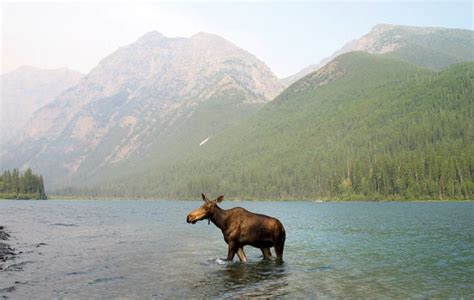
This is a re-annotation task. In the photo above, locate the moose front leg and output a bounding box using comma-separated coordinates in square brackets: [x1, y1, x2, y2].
[236, 247, 248, 262]
[226, 242, 238, 261]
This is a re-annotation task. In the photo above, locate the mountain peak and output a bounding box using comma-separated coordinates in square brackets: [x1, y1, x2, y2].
[4, 65, 83, 77]
[190, 31, 227, 43]
[191, 31, 215, 38]
[136, 30, 165, 43]
[8, 65, 43, 74]
[16, 65, 39, 71]
[369, 23, 397, 33]
[368, 23, 447, 35]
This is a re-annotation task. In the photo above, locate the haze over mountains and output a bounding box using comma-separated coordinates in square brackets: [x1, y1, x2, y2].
[0, 66, 83, 141]
[1, 24, 473, 199]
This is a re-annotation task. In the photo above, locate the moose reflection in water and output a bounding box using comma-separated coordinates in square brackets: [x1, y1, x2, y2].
[186, 194, 286, 262]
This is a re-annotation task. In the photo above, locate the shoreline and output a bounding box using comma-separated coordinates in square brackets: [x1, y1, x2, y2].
[4, 196, 472, 202]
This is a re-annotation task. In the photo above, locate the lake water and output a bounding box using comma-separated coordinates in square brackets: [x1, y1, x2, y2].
[0, 200, 473, 298]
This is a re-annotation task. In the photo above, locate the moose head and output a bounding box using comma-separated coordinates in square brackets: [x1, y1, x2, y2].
[186, 193, 224, 224]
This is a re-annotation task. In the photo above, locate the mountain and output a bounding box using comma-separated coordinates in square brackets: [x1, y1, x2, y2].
[100, 52, 472, 200]
[0, 66, 82, 141]
[283, 24, 474, 85]
[0, 31, 285, 188]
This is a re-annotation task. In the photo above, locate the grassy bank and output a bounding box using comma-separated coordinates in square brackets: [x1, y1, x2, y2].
[0, 193, 48, 200]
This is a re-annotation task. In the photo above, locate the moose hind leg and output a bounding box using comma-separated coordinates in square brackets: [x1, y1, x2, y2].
[274, 240, 285, 260]
[274, 228, 286, 261]
[261, 248, 272, 259]
[236, 248, 248, 262]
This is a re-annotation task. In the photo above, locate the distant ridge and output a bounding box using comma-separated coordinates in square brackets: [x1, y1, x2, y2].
[0, 66, 83, 141]
[282, 24, 474, 85]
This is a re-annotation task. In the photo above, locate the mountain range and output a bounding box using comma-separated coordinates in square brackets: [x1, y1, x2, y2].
[1, 24, 472, 199]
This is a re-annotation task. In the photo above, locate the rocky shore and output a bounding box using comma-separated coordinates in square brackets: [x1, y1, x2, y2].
[0, 226, 16, 270]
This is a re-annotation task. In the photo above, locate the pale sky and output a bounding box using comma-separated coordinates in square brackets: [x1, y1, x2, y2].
[1, 1, 473, 78]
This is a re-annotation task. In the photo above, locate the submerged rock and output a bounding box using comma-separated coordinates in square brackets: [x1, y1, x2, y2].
[0, 226, 16, 268]
[0, 286, 15, 293]
[0, 227, 10, 241]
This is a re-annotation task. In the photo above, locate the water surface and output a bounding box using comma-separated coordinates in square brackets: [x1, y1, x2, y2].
[0, 200, 473, 298]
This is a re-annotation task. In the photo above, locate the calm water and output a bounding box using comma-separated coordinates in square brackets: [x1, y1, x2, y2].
[0, 200, 473, 298]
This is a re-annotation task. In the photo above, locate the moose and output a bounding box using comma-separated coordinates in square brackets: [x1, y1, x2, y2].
[186, 194, 286, 262]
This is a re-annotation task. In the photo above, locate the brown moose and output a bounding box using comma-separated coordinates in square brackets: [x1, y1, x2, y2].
[186, 194, 286, 262]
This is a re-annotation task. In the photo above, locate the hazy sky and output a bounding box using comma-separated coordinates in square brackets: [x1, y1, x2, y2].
[1, 1, 473, 77]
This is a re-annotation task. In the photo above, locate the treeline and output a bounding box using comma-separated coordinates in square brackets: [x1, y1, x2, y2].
[0, 168, 47, 200]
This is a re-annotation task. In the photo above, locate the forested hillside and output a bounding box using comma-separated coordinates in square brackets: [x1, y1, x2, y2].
[79, 52, 473, 200]
[0, 168, 47, 200]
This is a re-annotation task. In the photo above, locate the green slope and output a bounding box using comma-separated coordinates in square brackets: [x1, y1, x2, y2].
[79, 52, 473, 200]
[383, 26, 474, 70]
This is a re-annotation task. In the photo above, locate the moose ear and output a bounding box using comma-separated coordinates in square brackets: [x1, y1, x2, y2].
[215, 195, 224, 203]
[201, 193, 208, 202]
